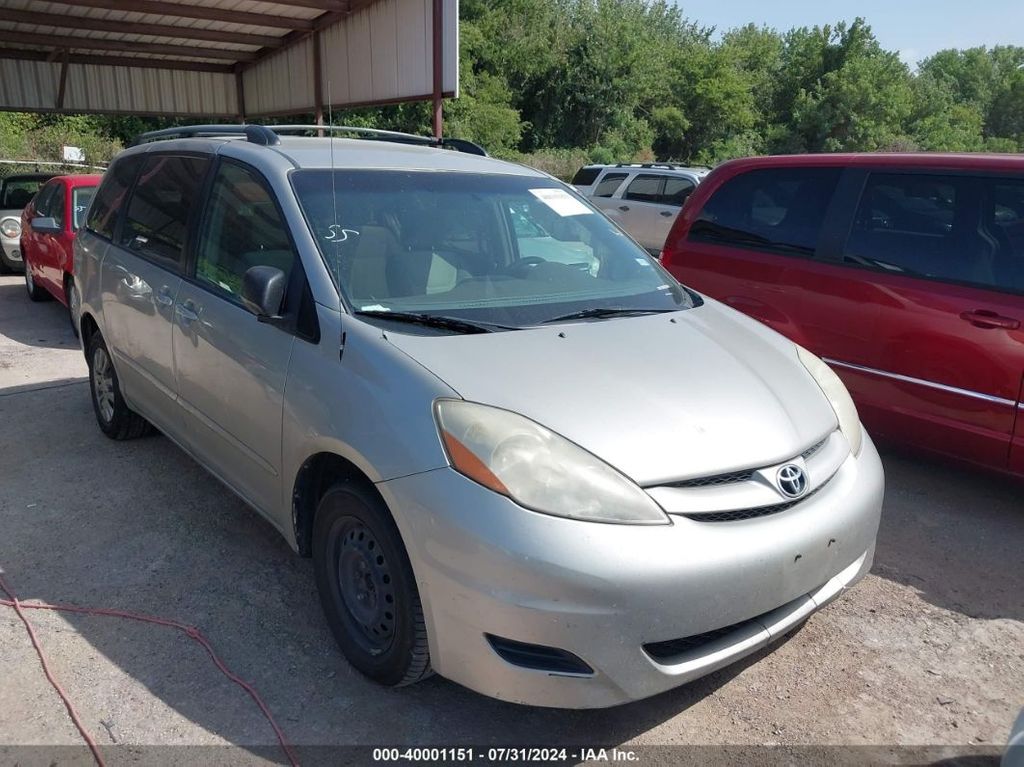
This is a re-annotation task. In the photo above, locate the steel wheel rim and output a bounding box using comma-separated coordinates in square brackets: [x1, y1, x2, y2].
[336, 520, 396, 652]
[92, 347, 115, 424]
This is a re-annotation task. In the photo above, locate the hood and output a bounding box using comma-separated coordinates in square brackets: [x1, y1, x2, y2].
[383, 299, 838, 486]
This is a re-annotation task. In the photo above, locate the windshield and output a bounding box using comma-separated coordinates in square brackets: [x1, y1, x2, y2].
[291, 170, 693, 327]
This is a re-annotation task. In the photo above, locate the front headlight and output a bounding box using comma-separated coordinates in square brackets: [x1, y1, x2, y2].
[796, 346, 863, 456]
[0, 218, 20, 240]
[434, 400, 669, 524]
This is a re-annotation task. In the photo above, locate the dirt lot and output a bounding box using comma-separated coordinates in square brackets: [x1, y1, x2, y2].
[0, 273, 1021, 765]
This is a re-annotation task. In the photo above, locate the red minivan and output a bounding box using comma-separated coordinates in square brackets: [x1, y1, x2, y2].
[21, 174, 102, 334]
[662, 154, 1024, 479]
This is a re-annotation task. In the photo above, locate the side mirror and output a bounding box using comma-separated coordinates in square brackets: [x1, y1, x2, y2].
[31, 216, 62, 235]
[241, 265, 287, 318]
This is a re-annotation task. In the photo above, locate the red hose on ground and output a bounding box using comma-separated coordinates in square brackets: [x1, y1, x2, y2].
[0, 573, 299, 767]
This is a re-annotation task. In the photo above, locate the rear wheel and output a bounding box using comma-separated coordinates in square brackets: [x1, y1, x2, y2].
[313, 482, 431, 687]
[24, 262, 48, 301]
[64, 275, 80, 338]
[87, 332, 151, 440]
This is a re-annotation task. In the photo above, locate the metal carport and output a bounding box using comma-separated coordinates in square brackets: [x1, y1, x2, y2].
[0, 0, 458, 136]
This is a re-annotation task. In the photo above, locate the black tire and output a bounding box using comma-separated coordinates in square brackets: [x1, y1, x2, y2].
[87, 332, 152, 440]
[65, 276, 80, 338]
[24, 262, 49, 301]
[313, 482, 431, 687]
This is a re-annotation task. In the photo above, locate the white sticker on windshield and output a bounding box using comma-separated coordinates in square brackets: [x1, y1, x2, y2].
[529, 188, 593, 217]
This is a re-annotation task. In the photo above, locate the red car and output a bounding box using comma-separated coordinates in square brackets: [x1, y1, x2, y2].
[21, 174, 102, 334]
[662, 153, 1024, 479]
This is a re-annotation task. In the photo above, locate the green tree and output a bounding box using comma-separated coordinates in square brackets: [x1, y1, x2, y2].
[776, 20, 913, 152]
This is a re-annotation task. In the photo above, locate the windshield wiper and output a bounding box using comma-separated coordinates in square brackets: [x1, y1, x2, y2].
[540, 307, 676, 324]
[355, 310, 520, 334]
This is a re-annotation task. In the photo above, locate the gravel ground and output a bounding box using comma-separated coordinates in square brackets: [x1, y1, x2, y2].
[0, 274, 1021, 765]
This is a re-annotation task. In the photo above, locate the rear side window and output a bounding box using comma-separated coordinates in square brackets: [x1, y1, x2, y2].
[195, 161, 295, 301]
[87, 156, 143, 240]
[689, 167, 841, 256]
[592, 172, 628, 197]
[571, 167, 602, 187]
[661, 177, 695, 207]
[120, 155, 210, 270]
[846, 173, 1024, 293]
[623, 174, 663, 203]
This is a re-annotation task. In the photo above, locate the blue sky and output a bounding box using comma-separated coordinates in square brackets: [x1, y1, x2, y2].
[675, 0, 1024, 68]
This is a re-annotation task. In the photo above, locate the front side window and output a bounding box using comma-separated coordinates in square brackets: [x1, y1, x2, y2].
[120, 155, 210, 269]
[87, 156, 143, 241]
[72, 187, 97, 230]
[689, 167, 841, 256]
[195, 162, 295, 300]
[291, 170, 692, 328]
[592, 172, 628, 198]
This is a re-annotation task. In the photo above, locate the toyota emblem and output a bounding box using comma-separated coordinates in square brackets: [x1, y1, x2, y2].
[776, 464, 808, 498]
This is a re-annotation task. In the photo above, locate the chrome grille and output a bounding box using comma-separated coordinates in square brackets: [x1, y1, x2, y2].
[677, 481, 828, 522]
[801, 436, 829, 460]
[662, 433, 831, 491]
[665, 468, 755, 488]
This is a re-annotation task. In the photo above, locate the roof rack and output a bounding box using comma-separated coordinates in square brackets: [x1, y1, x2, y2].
[129, 124, 280, 147]
[266, 125, 488, 156]
[613, 162, 708, 171]
[128, 123, 487, 156]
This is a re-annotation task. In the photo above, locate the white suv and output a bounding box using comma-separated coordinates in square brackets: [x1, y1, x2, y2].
[573, 164, 709, 256]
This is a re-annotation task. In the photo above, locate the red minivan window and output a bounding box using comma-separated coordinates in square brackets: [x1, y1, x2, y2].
[687, 167, 840, 257]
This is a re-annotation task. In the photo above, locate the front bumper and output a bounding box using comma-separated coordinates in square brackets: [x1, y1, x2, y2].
[377, 433, 884, 708]
[1, 233, 23, 267]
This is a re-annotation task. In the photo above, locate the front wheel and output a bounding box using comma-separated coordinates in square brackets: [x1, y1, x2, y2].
[313, 482, 431, 687]
[87, 333, 152, 440]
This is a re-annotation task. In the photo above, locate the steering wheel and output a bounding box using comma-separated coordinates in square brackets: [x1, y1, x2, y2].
[505, 256, 547, 277]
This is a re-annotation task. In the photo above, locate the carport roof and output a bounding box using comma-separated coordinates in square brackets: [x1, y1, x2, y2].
[0, 0, 361, 72]
[0, 0, 458, 124]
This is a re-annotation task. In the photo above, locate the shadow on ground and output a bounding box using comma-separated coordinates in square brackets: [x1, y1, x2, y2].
[872, 443, 1024, 623]
[0, 281, 75, 350]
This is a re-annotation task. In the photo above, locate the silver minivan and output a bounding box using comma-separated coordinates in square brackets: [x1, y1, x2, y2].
[76, 125, 883, 708]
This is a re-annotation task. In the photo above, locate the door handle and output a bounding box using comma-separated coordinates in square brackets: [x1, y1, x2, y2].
[155, 286, 174, 306]
[959, 309, 1020, 330]
[175, 301, 199, 323]
[618, 205, 630, 212]
[660, 211, 674, 217]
